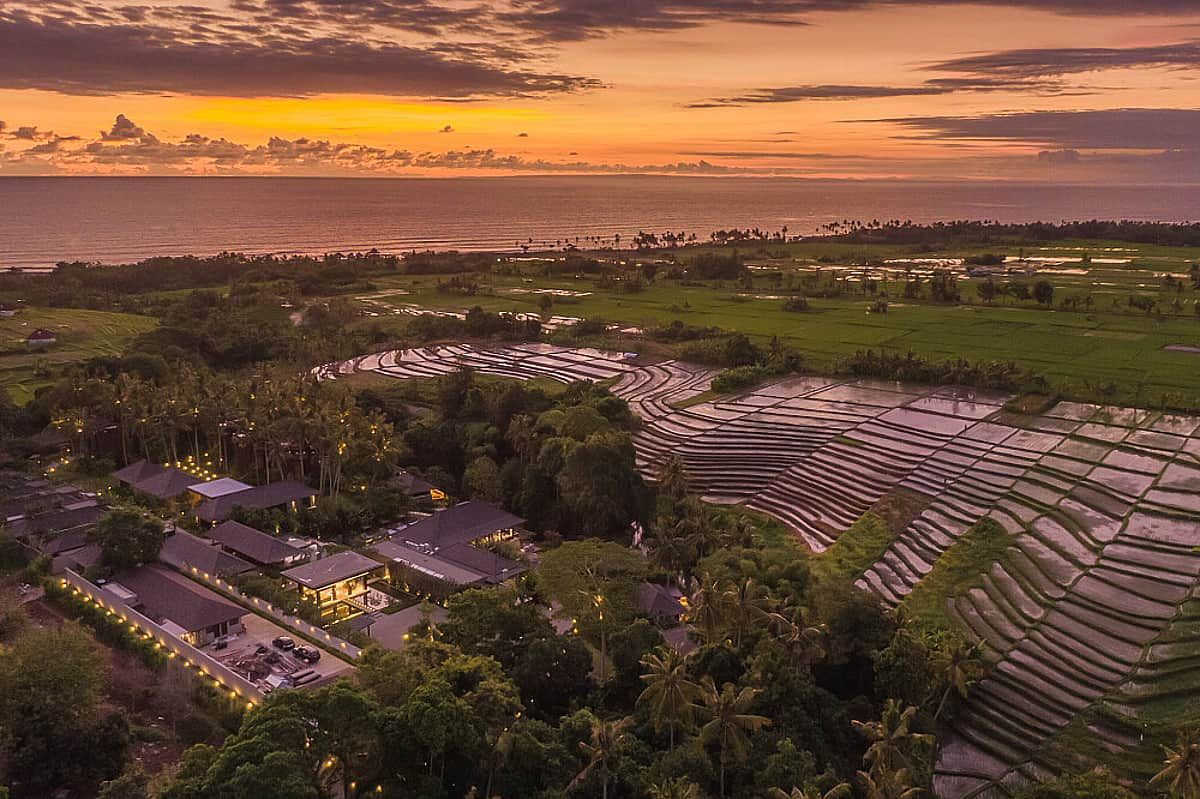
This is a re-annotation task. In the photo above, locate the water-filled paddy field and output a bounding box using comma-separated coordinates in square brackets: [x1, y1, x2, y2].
[320, 343, 1200, 798]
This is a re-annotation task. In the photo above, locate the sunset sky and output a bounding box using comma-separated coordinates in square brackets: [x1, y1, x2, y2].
[3, 0, 1200, 180]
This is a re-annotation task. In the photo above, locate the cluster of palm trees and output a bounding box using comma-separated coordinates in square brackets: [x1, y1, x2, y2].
[589, 646, 769, 799]
[851, 700, 932, 799]
[632, 644, 939, 799]
[49, 364, 402, 497]
[687, 574, 821, 659]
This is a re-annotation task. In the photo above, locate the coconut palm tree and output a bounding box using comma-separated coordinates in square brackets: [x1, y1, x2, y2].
[852, 700, 933, 782]
[689, 574, 727, 643]
[1152, 730, 1200, 799]
[638, 646, 701, 750]
[722, 577, 771, 647]
[932, 638, 985, 722]
[570, 716, 630, 799]
[484, 727, 515, 799]
[766, 605, 827, 668]
[698, 677, 771, 797]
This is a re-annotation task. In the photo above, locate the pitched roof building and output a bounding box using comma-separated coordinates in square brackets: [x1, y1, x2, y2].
[282, 551, 381, 591]
[395, 501, 523, 549]
[195, 480, 317, 522]
[206, 520, 307, 566]
[110, 565, 245, 646]
[159, 530, 254, 578]
[112, 459, 167, 486]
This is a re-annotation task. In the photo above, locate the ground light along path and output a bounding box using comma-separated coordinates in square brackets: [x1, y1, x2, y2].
[317, 344, 1200, 798]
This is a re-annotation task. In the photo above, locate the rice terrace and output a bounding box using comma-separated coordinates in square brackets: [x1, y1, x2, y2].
[322, 342, 1200, 798]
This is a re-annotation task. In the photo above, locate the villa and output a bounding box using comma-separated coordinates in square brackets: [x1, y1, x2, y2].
[159, 530, 254, 579]
[108, 565, 246, 647]
[281, 551, 382, 618]
[195, 479, 317, 523]
[369, 501, 526, 594]
[206, 520, 308, 567]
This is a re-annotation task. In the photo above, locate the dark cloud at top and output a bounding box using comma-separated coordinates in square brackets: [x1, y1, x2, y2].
[0, 3, 599, 99]
[686, 75, 1070, 107]
[869, 108, 1200, 150]
[496, 0, 1196, 41]
[687, 84, 949, 107]
[925, 39, 1200, 80]
[0, 0, 1196, 106]
[685, 33, 1200, 109]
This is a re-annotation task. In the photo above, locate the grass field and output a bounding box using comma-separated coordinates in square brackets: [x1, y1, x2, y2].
[357, 238, 1200, 408]
[0, 307, 157, 404]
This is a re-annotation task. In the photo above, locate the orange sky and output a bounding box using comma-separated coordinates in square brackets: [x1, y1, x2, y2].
[3, 1, 1200, 180]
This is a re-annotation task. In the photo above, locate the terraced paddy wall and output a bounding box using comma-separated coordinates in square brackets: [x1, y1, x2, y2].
[319, 344, 1200, 797]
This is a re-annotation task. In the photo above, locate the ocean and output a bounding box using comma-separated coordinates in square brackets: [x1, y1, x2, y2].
[2, 175, 1199, 267]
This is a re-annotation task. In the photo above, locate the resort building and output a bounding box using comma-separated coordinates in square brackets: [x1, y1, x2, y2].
[108, 565, 246, 647]
[369, 501, 526, 595]
[281, 551, 382, 617]
[187, 477, 253, 504]
[112, 460, 201, 500]
[159, 530, 254, 579]
[635, 582, 687, 625]
[195, 479, 317, 523]
[205, 520, 308, 567]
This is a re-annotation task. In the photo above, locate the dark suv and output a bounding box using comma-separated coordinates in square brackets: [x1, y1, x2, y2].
[272, 636, 295, 651]
[294, 645, 321, 663]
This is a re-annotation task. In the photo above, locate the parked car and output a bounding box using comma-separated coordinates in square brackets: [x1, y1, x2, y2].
[272, 636, 295, 651]
[294, 645, 321, 663]
[254, 644, 269, 655]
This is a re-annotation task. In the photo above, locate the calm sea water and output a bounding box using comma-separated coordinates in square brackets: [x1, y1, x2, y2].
[2, 176, 1199, 267]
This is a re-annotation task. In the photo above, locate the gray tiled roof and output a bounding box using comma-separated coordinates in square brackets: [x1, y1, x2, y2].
[207, 520, 305, 565]
[371, 540, 487, 586]
[112, 565, 245, 633]
[281, 551, 380, 589]
[160, 531, 254, 577]
[195, 480, 316, 522]
[112, 460, 167, 485]
[394, 502, 523, 549]
[131, 468, 199, 499]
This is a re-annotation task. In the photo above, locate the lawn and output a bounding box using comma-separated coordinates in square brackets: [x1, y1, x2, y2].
[0, 307, 157, 404]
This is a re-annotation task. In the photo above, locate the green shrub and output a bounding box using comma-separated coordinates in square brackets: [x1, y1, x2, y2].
[711, 364, 772, 394]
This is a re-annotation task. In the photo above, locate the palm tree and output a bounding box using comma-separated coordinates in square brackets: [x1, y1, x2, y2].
[649, 777, 702, 799]
[723, 577, 771, 647]
[1152, 730, 1200, 799]
[571, 716, 630, 799]
[638, 647, 701, 750]
[698, 677, 771, 797]
[766, 605, 827, 668]
[852, 700, 933, 782]
[484, 727, 514, 799]
[689, 574, 727, 643]
[932, 638, 985, 722]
